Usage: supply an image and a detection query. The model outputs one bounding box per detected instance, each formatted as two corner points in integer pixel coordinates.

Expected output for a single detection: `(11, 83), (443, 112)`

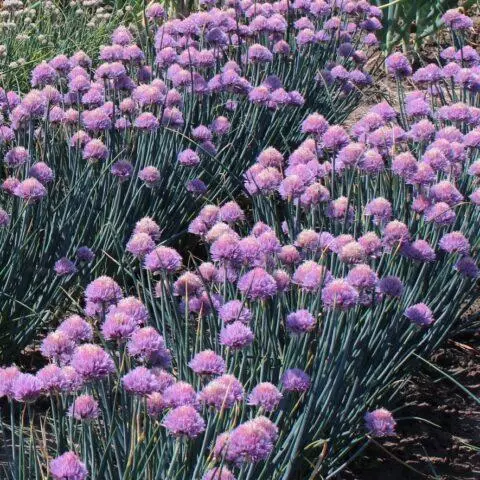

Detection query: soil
(343, 332), (480, 480)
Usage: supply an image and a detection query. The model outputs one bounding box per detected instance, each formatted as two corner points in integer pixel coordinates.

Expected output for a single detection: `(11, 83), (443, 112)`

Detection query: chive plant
(0, 0), (378, 358)
(1, 8), (479, 479)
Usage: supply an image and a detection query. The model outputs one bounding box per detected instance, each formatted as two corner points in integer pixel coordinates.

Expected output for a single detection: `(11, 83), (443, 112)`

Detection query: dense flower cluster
(0, 0), (378, 359)
(1, 4), (479, 480)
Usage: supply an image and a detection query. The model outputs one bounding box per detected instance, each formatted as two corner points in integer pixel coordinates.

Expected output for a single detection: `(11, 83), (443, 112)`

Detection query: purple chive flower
(339, 241), (366, 264)
(404, 303), (435, 327)
(128, 326), (166, 361)
(178, 149), (200, 167)
(144, 246), (182, 273)
(82, 108), (112, 131)
(0, 208), (10, 228)
(187, 178), (208, 195)
(439, 231), (470, 254)
(257, 148), (284, 169)
(401, 239), (436, 262)
(134, 112), (159, 131)
(36, 364), (65, 392)
(278, 245), (301, 265)
(322, 125), (350, 150)
(12, 373), (43, 402)
(210, 233), (240, 263)
(122, 367), (160, 396)
(75, 246), (94, 264)
(173, 272), (203, 297)
(210, 116), (231, 136)
(286, 309), (316, 333)
(83, 139), (108, 163)
(442, 9), (473, 30)
(111, 297), (149, 326)
(392, 152), (418, 179)
(50, 452), (88, 480)
(70, 131), (91, 149)
(322, 279), (359, 310)
(219, 201), (245, 224)
(54, 257), (77, 276)
(248, 382), (282, 412)
(68, 394), (100, 421)
(347, 264), (378, 289)
(382, 221), (410, 249)
(237, 268), (277, 301)
(430, 181), (463, 206)
(202, 467), (236, 480)
(70, 344), (115, 381)
(199, 374), (244, 409)
(248, 44), (273, 63)
(424, 202), (456, 225)
(111, 160), (133, 181)
(292, 261), (332, 291)
(326, 197), (354, 222)
(377, 276), (404, 298)
(126, 232), (155, 257)
(301, 112), (329, 136)
(101, 310), (138, 342)
(31, 62), (57, 87)
(365, 408), (396, 437)
(29, 162), (54, 184)
(192, 126), (212, 142)
(13, 178), (47, 203)
(85, 276), (123, 307)
(365, 197), (392, 223)
(146, 392), (165, 417)
(273, 270), (291, 292)
(217, 417), (278, 464)
(60, 366), (84, 393)
(470, 189), (480, 205)
(4, 146), (29, 168)
(40, 331), (75, 362)
(189, 350), (226, 376)
(385, 52), (412, 77)
(0, 366), (20, 398)
(163, 382), (198, 409)
(357, 232), (382, 257)
(218, 300), (252, 324)
(146, 3), (166, 20)
(138, 166), (161, 187)
(455, 256), (479, 278)
(134, 217), (161, 240)
(281, 368), (310, 392)
(162, 405), (205, 438)
(58, 315), (93, 343)
(219, 322), (254, 349)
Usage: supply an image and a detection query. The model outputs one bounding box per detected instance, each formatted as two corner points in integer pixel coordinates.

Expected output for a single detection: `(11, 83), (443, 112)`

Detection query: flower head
(365, 408), (396, 437)
(70, 344), (115, 381)
(199, 374), (244, 409)
(12, 373), (43, 402)
(286, 309), (316, 333)
(162, 405), (205, 438)
(281, 368), (310, 392)
(68, 394), (100, 421)
(122, 367), (160, 396)
(189, 350), (226, 376)
(248, 382), (282, 412)
(145, 246), (182, 273)
(50, 452), (88, 480)
(321, 279), (359, 310)
(237, 268), (277, 301)
(404, 303), (435, 327)
(219, 322), (254, 350)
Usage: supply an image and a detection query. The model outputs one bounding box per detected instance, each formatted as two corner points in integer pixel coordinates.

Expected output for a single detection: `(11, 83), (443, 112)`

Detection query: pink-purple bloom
(50, 452), (88, 480)
(365, 408), (396, 437)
